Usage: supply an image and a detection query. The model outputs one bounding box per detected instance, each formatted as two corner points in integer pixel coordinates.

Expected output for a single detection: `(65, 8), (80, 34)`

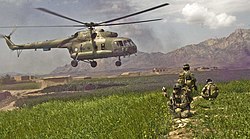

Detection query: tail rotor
(8, 28), (17, 38)
(0, 27), (17, 39)
(0, 28), (17, 50)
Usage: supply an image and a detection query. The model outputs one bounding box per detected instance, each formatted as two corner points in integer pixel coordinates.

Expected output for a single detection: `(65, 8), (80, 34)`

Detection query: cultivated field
(190, 80), (250, 138)
(0, 69), (249, 138)
(0, 82), (40, 90)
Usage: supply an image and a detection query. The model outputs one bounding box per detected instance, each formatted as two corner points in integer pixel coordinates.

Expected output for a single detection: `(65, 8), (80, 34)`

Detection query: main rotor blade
(99, 18), (163, 26)
(99, 3), (169, 24)
(0, 25), (86, 28)
(36, 8), (87, 25)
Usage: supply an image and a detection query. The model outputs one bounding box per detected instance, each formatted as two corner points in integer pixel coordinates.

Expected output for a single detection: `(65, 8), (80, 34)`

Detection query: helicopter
(0, 3), (169, 68)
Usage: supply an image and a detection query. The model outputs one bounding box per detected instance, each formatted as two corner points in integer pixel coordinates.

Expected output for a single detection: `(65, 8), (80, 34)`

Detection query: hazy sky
(0, 0), (249, 74)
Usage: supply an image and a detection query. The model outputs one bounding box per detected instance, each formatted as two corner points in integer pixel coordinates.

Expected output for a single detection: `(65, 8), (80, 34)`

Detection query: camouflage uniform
(178, 64), (197, 89)
(168, 83), (191, 118)
(201, 79), (219, 100)
(178, 64), (197, 103)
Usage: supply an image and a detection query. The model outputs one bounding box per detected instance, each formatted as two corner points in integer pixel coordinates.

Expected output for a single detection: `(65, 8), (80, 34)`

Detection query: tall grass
(0, 92), (171, 138)
(15, 74), (175, 108)
(190, 80), (250, 138)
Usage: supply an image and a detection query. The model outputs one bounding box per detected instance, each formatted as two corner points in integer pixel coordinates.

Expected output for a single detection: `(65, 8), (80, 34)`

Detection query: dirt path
(167, 96), (202, 139)
(7, 89), (43, 98)
(0, 89), (43, 111)
(0, 100), (17, 111)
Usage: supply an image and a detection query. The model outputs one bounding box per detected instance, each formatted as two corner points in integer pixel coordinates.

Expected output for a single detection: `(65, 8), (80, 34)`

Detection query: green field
(190, 80), (250, 138)
(0, 82), (41, 90)
(0, 92), (171, 138)
(15, 75), (175, 108)
(0, 75), (250, 138)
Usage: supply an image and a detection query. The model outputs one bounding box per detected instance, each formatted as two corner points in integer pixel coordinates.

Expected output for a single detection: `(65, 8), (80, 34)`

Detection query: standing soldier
(178, 64), (197, 90)
(167, 83), (191, 118)
(201, 79), (219, 100)
(177, 64), (197, 103)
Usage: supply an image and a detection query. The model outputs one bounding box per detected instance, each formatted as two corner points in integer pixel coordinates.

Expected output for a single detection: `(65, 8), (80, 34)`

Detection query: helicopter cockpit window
(118, 41), (124, 47)
(114, 41), (124, 47)
(128, 40), (135, 46)
(123, 40), (130, 46)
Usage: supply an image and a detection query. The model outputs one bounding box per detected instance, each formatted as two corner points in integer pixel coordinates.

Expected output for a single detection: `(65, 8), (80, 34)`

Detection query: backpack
(207, 83), (219, 98)
(183, 71), (195, 88)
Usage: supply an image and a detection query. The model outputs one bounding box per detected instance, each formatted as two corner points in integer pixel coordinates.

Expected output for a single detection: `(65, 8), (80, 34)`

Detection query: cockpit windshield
(128, 40), (135, 46)
(123, 40), (130, 46)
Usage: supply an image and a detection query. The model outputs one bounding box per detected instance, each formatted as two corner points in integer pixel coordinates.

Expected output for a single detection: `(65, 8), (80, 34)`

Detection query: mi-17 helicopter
(0, 3), (169, 68)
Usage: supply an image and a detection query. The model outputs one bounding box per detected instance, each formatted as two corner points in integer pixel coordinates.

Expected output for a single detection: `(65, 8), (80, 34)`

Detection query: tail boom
(3, 36), (17, 50)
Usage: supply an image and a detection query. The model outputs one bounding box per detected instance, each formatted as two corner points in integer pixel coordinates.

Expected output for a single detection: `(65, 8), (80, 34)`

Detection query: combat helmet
(173, 83), (182, 90)
(206, 78), (212, 83)
(183, 64), (190, 71)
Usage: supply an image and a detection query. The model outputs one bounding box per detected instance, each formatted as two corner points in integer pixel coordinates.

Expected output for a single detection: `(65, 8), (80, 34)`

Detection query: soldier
(178, 64), (197, 103)
(178, 64), (197, 91)
(201, 79), (219, 100)
(162, 86), (168, 97)
(167, 83), (192, 118)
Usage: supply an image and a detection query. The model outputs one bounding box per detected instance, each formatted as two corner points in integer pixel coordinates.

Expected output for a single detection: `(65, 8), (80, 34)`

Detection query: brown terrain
(0, 89), (42, 111)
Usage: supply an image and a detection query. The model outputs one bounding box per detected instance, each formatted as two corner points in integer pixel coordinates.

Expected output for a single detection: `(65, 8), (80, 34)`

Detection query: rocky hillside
(51, 29), (250, 75)
(163, 29), (250, 68)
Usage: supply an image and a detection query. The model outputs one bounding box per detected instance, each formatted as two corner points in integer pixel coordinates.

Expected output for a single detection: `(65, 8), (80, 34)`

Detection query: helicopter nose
(113, 39), (137, 54)
(127, 45), (137, 54)
(123, 39), (137, 54)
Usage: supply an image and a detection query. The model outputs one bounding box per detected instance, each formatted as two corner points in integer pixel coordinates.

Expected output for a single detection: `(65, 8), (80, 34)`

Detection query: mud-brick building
(13, 75), (36, 82)
(41, 76), (73, 88)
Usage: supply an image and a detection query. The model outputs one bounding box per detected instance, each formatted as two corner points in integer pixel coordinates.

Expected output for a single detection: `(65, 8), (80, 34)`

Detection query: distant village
(0, 75), (72, 89)
(0, 75), (37, 84)
(152, 66), (219, 74)
(0, 66), (219, 88)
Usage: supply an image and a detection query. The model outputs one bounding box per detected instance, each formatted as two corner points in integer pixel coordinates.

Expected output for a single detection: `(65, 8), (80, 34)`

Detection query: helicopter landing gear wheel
(115, 61), (122, 67)
(71, 60), (78, 67)
(90, 61), (97, 68)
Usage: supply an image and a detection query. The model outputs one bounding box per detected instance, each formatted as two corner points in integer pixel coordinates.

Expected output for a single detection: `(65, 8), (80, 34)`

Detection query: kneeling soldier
(201, 79), (219, 100)
(168, 83), (192, 118)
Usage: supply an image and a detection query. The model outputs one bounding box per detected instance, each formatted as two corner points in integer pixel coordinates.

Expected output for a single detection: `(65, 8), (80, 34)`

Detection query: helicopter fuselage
(69, 36), (137, 60)
(1, 2), (169, 68)
(3, 29), (137, 67)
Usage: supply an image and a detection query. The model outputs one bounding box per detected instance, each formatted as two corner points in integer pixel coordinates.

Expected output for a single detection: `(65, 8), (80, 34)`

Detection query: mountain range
(51, 28), (250, 76)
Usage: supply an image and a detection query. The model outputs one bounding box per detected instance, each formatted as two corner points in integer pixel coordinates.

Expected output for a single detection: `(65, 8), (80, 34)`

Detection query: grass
(0, 92), (171, 138)
(15, 74), (176, 108)
(1, 73), (250, 138)
(189, 80), (250, 138)
(0, 82), (41, 90)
